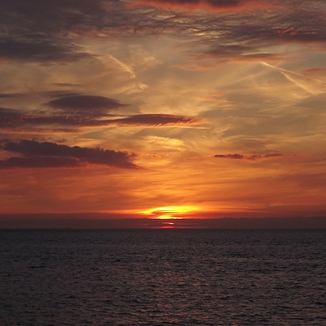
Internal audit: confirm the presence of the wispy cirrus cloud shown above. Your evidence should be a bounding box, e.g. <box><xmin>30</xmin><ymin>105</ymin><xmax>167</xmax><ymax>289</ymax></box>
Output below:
<box><xmin>0</xmin><ymin>140</ymin><xmax>137</xmax><ymax>169</ymax></box>
<box><xmin>0</xmin><ymin>103</ymin><xmax>202</xmax><ymax>129</ymax></box>
<box><xmin>214</xmin><ymin>152</ymin><xmax>285</xmax><ymax>160</ymax></box>
<box><xmin>1</xmin><ymin>0</ymin><xmax>325</xmax><ymax>67</ymax></box>
<box><xmin>110</xmin><ymin>114</ymin><xmax>203</xmax><ymax>126</ymax></box>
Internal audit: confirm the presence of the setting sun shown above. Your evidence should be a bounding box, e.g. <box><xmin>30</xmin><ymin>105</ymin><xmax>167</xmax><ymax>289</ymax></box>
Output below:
<box><xmin>142</xmin><ymin>206</ymin><xmax>199</xmax><ymax>219</ymax></box>
<box><xmin>1</xmin><ymin>0</ymin><xmax>326</xmax><ymax>226</ymax></box>
<box><xmin>1</xmin><ymin>1</ymin><xmax>326</xmax><ymax>324</ymax></box>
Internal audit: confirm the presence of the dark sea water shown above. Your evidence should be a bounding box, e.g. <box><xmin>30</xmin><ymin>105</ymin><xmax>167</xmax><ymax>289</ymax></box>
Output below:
<box><xmin>1</xmin><ymin>229</ymin><xmax>325</xmax><ymax>325</ymax></box>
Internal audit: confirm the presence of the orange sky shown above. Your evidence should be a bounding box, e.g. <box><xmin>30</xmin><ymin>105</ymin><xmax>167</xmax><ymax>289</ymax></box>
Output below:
<box><xmin>1</xmin><ymin>0</ymin><xmax>326</xmax><ymax>224</ymax></box>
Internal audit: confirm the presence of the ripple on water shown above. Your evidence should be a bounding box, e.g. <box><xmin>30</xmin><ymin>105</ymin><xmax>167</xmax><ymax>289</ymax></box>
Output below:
<box><xmin>0</xmin><ymin>229</ymin><xmax>326</xmax><ymax>325</ymax></box>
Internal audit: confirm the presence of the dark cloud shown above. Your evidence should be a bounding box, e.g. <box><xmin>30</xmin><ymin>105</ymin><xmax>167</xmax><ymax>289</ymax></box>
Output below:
<box><xmin>172</xmin><ymin>0</ymin><xmax>240</xmax><ymax>5</ymax></box>
<box><xmin>214</xmin><ymin>152</ymin><xmax>284</xmax><ymax>160</ymax></box>
<box><xmin>44</xmin><ymin>91</ymin><xmax>81</xmax><ymax>99</ymax></box>
<box><xmin>0</xmin><ymin>37</ymin><xmax>88</xmax><ymax>63</ymax></box>
<box><xmin>140</xmin><ymin>1</ymin><xmax>326</xmax><ymax>65</ymax></box>
<box><xmin>1</xmin><ymin>114</ymin><xmax>104</xmax><ymax>127</ymax></box>
<box><xmin>0</xmin><ymin>0</ymin><xmax>105</xmax><ymax>32</ymax></box>
<box><xmin>0</xmin><ymin>107</ymin><xmax>83</xmax><ymax>129</ymax></box>
<box><xmin>47</xmin><ymin>95</ymin><xmax>126</xmax><ymax>116</ymax></box>
<box><xmin>0</xmin><ymin>108</ymin><xmax>79</xmax><ymax>128</ymax></box>
<box><xmin>0</xmin><ymin>156</ymin><xmax>80</xmax><ymax>168</ymax></box>
<box><xmin>0</xmin><ymin>107</ymin><xmax>22</xmax><ymax>125</ymax></box>
<box><xmin>112</xmin><ymin>114</ymin><xmax>203</xmax><ymax>126</ymax></box>
<box><xmin>1</xmin><ymin>93</ymin><xmax>121</xmax><ymax>126</ymax></box>
<box><xmin>0</xmin><ymin>0</ymin><xmax>106</xmax><ymax>63</ymax></box>
<box><xmin>0</xmin><ymin>95</ymin><xmax>127</xmax><ymax>129</ymax></box>
<box><xmin>133</xmin><ymin>0</ymin><xmax>271</xmax><ymax>12</ymax></box>
<box><xmin>215</xmin><ymin>153</ymin><xmax>245</xmax><ymax>159</ymax></box>
<box><xmin>0</xmin><ymin>0</ymin><xmax>104</xmax><ymax>14</ymax></box>
<box><xmin>0</xmin><ymin>93</ymin><xmax>22</xmax><ymax>98</ymax></box>
<box><xmin>1</xmin><ymin>0</ymin><xmax>325</xmax><ymax>65</ymax></box>
<box><xmin>1</xmin><ymin>140</ymin><xmax>137</xmax><ymax>169</ymax></box>
<box><xmin>192</xmin><ymin>43</ymin><xmax>284</xmax><ymax>64</ymax></box>
<box><xmin>0</xmin><ymin>107</ymin><xmax>201</xmax><ymax>129</ymax></box>
<box><xmin>188</xmin><ymin>17</ymin><xmax>326</xmax><ymax>65</ymax></box>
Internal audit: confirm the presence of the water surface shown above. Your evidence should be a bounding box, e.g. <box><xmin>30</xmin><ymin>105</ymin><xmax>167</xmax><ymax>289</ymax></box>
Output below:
<box><xmin>1</xmin><ymin>229</ymin><xmax>325</xmax><ymax>325</ymax></box>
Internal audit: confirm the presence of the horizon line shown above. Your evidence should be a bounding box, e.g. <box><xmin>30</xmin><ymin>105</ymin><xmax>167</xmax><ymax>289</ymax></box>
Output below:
<box><xmin>0</xmin><ymin>215</ymin><xmax>326</xmax><ymax>229</ymax></box>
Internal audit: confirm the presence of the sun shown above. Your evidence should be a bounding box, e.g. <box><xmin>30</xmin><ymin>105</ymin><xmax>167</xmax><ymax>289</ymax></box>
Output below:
<box><xmin>142</xmin><ymin>205</ymin><xmax>198</xmax><ymax>219</ymax></box>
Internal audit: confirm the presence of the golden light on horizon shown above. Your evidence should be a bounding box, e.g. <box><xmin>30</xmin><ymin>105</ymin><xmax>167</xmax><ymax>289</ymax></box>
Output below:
<box><xmin>142</xmin><ymin>205</ymin><xmax>199</xmax><ymax>219</ymax></box>
<box><xmin>1</xmin><ymin>0</ymin><xmax>326</xmax><ymax>222</ymax></box>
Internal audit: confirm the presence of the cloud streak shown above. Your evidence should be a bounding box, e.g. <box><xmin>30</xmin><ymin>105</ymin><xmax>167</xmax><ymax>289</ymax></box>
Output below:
<box><xmin>47</xmin><ymin>95</ymin><xmax>127</xmax><ymax>117</ymax></box>
<box><xmin>111</xmin><ymin>114</ymin><xmax>203</xmax><ymax>126</ymax></box>
<box><xmin>214</xmin><ymin>153</ymin><xmax>285</xmax><ymax>161</ymax></box>
<box><xmin>47</xmin><ymin>95</ymin><xmax>125</xmax><ymax>111</ymax></box>
<box><xmin>0</xmin><ymin>106</ymin><xmax>202</xmax><ymax>129</ymax></box>
<box><xmin>133</xmin><ymin>0</ymin><xmax>272</xmax><ymax>12</ymax></box>
<box><xmin>1</xmin><ymin>140</ymin><xmax>137</xmax><ymax>169</ymax></box>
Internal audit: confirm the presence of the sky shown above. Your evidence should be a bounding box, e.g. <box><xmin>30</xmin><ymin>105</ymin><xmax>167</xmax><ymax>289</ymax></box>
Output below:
<box><xmin>1</xmin><ymin>0</ymin><xmax>326</xmax><ymax>226</ymax></box>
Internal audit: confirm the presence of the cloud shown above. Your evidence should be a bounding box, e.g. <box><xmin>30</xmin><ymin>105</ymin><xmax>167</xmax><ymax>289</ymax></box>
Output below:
<box><xmin>0</xmin><ymin>140</ymin><xmax>137</xmax><ymax>169</ymax></box>
<box><xmin>214</xmin><ymin>153</ymin><xmax>245</xmax><ymax>159</ymax></box>
<box><xmin>0</xmin><ymin>93</ymin><xmax>23</xmax><ymax>98</ymax></box>
<box><xmin>0</xmin><ymin>0</ymin><xmax>105</xmax><ymax>63</ymax></box>
<box><xmin>47</xmin><ymin>95</ymin><xmax>127</xmax><ymax>117</ymax></box>
<box><xmin>0</xmin><ymin>94</ymin><xmax>128</xmax><ymax>131</ymax></box>
<box><xmin>192</xmin><ymin>44</ymin><xmax>284</xmax><ymax>63</ymax></box>
<box><xmin>1</xmin><ymin>0</ymin><xmax>325</xmax><ymax>67</ymax></box>
<box><xmin>45</xmin><ymin>91</ymin><xmax>81</xmax><ymax>98</ymax></box>
<box><xmin>0</xmin><ymin>37</ymin><xmax>88</xmax><ymax>63</ymax></box>
<box><xmin>161</xmin><ymin>2</ymin><xmax>326</xmax><ymax>66</ymax></box>
<box><xmin>132</xmin><ymin>0</ymin><xmax>271</xmax><ymax>12</ymax></box>
<box><xmin>214</xmin><ymin>152</ymin><xmax>284</xmax><ymax>160</ymax></box>
<box><xmin>0</xmin><ymin>107</ymin><xmax>21</xmax><ymax>124</ymax></box>
<box><xmin>261</xmin><ymin>62</ymin><xmax>325</xmax><ymax>95</ymax></box>
<box><xmin>0</xmin><ymin>0</ymin><xmax>105</xmax><ymax>32</ymax></box>
<box><xmin>0</xmin><ymin>107</ymin><xmax>85</xmax><ymax>130</ymax></box>
<box><xmin>111</xmin><ymin>114</ymin><xmax>204</xmax><ymax>126</ymax></box>
<box><xmin>0</xmin><ymin>156</ymin><xmax>81</xmax><ymax>168</ymax></box>
<box><xmin>0</xmin><ymin>107</ymin><xmax>83</xmax><ymax>129</ymax></box>
<box><xmin>0</xmin><ymin>0</ymin><xmax>104</xmax><ymax>15</ymax></box>
<box><xmin>186</xmin><ymin>22</ymin><xmax>326</xmax><ymax>66</ymax></box>
<box><xmin>0</xmin><ymin>107</ymin><xmax>202</xmax><ymax>129</ymax></box>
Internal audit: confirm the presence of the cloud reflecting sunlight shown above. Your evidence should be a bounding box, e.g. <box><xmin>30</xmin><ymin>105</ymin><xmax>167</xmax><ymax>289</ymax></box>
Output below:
<box><xmin>1</xmin><ymin>0</ymin><xmax>326</xmax><ymax>227</ymax></box>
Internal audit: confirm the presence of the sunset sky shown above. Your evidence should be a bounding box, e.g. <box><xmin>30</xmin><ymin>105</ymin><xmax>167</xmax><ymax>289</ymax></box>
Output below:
<box><xmin>1</xmin><ymin>0</ymin><xmax>326</xmax><ymax>225</ymax></box>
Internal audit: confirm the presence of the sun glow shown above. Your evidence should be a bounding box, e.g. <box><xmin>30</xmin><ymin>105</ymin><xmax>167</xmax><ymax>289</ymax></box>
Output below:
<box><xmin>142</xmin><ymin>205</ymin><xmax>199</xmax><ymax>219</ymax></box>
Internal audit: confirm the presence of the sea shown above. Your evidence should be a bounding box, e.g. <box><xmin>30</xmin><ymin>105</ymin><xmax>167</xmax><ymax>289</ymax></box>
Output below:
<box><xmin>0</xmin><ymin>229</ymin><xmax>325</xmax><ymax>325</ymax></box>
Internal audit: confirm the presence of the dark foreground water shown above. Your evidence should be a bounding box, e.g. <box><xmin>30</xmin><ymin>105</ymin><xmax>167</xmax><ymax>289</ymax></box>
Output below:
<box><xmin>1</xmin><ymin>229</ymin><xmax>325</xmax><ymax>325</ymax></box>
